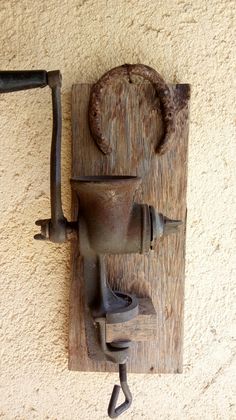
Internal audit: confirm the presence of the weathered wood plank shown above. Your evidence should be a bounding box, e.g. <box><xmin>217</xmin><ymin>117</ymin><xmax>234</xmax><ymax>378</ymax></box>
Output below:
<box><xmin>106</xmin><ymin>298</ymin><xmax>157</xmax><ymax>343</ymax></box>
<box><xmin>69</xmin><ymin>80</ymin><xmax>189</xmax><ymax>373</ymax></box>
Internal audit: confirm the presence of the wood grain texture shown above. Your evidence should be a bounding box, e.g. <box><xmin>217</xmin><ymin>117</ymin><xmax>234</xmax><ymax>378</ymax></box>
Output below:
<box><xmin>106</xmin><ymin>298</ymin><xmax>157</xmax><ymax>343</ymax></box>
<box><xmin>69</xmin><ymin>80</ymin><xmax>190</xmax><ymax>373</ymax></box>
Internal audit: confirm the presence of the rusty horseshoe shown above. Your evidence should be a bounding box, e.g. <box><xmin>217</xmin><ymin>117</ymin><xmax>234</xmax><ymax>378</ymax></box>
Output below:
<box><xmin>88</xmin><ymin>63</ymin><xmax>176</xmax><ymax>155</ymax></box>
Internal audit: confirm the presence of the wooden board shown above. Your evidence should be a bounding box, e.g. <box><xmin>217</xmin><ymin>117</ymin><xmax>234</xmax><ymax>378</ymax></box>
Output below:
<box><xmin>106</xmin><ymin>298</ymin><xmax>157</xmax><ymax>343</ymax></box>
<box><xmin>69</xmin><ymin>80</ymin><xmax>190</xmax><ymax>373</ymax></box>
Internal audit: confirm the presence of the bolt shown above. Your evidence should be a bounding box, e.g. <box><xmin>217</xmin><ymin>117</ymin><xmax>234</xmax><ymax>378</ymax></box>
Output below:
<box><xmin>150</xmin><ymin>207</ymin><xmax>182</xmax><ymax>249</ymax></box>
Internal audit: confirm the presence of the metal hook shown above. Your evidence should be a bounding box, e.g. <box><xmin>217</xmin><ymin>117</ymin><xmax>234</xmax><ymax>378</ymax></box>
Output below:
<box><xmin>108</xmin><ymin>363</ymin><xmax>132</xmax><ymax>418</ymax></box>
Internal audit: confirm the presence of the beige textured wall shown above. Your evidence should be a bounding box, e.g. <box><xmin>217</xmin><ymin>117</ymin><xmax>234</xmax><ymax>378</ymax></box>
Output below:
<box><xmin>0</xmin><ymin>1</ymin><xmax>235</xmax><ymax>419</ymax></box>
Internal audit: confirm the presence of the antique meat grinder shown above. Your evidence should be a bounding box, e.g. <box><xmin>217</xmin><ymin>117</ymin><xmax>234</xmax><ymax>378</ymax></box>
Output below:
<box><xmin>0</xmin><ymin>65</ymin><xmax>187</xmax><ymax>418</ymax></box>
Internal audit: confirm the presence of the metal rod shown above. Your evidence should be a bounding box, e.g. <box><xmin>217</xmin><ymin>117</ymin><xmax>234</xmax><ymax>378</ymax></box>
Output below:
<box><xmin>50</xmin><ymin>83</ymin><xmax>64</xmax><ymax>226</ymax></box>
<box><xmin>34</xmin><ymin>70</ymin><xmax>68</xmax><ymax>243</ymax></box>
<box><xmin>108</xmin><ymin>363</ymin><xmax>132</xmax><ymax>418</ymax></box>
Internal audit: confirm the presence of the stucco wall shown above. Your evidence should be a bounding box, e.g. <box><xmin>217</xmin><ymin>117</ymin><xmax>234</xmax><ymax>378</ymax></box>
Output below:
<box><xmin>0</xmin><ymin>1</ymin><xmax>235</xmax><ymax>419</ymax></box>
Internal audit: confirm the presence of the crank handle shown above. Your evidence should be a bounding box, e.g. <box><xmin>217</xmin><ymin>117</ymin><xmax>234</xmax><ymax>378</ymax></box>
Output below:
<box><xmin>0</xmin><ymin>69</ymin><xmax>76</xmax><ymax>243</ymax></box>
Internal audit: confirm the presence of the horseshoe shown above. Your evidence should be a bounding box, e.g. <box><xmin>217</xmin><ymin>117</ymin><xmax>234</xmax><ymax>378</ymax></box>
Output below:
<box><xmin>88</xmin><ymin>63</ymin><xmax>176</xmax><ymax>155</ymax></box>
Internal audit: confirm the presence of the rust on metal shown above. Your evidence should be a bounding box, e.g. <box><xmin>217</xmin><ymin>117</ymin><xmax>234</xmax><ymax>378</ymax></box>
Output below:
<box><xmin>0</xmin><ymin>65</ymin><xmax>188</xmax><ymax>419</ymax></box>
<box><xmin>70</xmin><ymin>174</ymin><xmax>181</xmax><ymax>369</ymax></box>
<box><xmin>88</xmin><ymin>63</ymin><xmax>176</xmax><ymax>155</ymax></box>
